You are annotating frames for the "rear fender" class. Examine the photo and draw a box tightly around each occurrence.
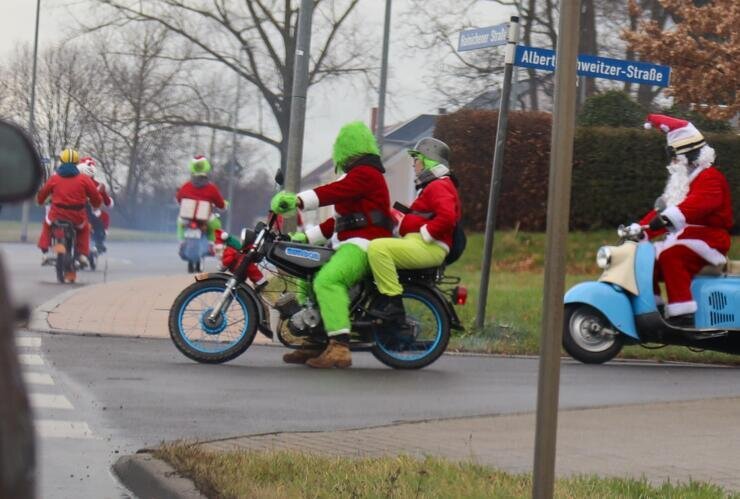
[408,282,463,331]
[193,272,267,330]
[565,281,639,339]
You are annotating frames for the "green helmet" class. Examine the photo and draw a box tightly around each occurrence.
[332,121,380,173]
[189,155,212,176]
[408,137,450,169]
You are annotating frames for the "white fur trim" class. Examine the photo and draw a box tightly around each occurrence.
[420,225,450,253]
[305,224,327,245]
[665,301,697,317]
[655,236,728,266]
[643,122,652,129]
[337,237,370,252]
[660,124,670,132]
[661,206,686,232]
[298,189,320,211]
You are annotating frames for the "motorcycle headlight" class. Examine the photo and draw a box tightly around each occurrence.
[596,246,612,269]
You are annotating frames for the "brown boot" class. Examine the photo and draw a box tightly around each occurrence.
[305,340,352,369]
[282,348,323,364]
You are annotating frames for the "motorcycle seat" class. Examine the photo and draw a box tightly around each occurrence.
[397,267,443,282]
[698,260,740,277]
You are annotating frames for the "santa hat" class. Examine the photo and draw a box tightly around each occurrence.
[644,114,706,155]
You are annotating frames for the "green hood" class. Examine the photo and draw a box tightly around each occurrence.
[332,121,380,173]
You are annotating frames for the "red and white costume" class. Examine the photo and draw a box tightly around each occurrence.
[400,176,461,253]
[176,181,226,209]
[640,114,734,317]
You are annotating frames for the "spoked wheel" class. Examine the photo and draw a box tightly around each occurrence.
[55,251,65,283]
[371,285,450,369]
[169,278,258,363]
[562,304,623,364]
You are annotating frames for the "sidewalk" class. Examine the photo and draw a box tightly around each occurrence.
[31,274,272,344]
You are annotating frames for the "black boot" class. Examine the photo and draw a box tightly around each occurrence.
[668,313,695,328]
[377,295,405,325]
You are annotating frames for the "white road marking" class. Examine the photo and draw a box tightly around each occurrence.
[30,394,73,410]
[23,372,54,386]
[19,354,44,366]
[35,420,94,439]
[16,337,42,348]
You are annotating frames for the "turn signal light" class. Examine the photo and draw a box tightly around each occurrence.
[453,286,467,305]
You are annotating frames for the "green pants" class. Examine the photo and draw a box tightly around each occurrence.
[367,233,447,296]
[313,243,369,336]
[177,217,221,242]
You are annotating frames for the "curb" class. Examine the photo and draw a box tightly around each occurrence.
[27,285,88,332]
[113,452,205,499]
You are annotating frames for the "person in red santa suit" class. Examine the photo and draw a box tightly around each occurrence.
[37,148,103,266]
[78,157,114,252]
[270,121,393,368]
[629,114,733,326]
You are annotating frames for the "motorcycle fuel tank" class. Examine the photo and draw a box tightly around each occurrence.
[268,241,334,276]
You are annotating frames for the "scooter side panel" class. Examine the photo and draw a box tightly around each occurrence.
[631,242,659,316]
[564,282,639,339]
[692,276,740,329]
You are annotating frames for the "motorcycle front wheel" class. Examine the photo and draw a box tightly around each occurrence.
[169,278,258,363]
[562,304,623,364]
[371,285,450,370]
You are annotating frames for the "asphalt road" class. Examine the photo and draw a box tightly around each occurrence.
[3,241,740,498]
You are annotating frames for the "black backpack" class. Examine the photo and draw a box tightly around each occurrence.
[444,222,466,265]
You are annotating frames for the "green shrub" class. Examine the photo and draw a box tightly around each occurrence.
[577,90,646,128]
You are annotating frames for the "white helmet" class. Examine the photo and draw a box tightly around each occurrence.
[78,156,97,177]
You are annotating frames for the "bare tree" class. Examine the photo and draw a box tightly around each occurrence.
[91,0,374,171]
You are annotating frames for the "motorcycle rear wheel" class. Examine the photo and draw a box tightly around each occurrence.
[55,252,65,283]
[562,304,623,364]
[169,278,258,363]
[371,285,450,370]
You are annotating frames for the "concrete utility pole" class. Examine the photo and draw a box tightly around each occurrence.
[20,0,42,243]
[474,16,520,331]
[532,1,581,497]
[375,0,392,150]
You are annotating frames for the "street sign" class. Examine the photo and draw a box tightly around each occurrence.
[514,45,671,87]
[457,22,509,52]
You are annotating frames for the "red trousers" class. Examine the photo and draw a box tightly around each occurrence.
[653,245,708,304]
[38,220,91,257]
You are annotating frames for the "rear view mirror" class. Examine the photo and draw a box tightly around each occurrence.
[274,168,284,187]
[0,120,43,202]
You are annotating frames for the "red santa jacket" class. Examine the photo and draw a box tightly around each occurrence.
[176,181,226,209]
[640,165,733,264]
[94,180,113,208]
[298,157,392,249]
[37,173,102,226]
[400,176,461,252]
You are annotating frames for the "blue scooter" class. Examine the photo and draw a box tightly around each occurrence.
[563,225,740,364]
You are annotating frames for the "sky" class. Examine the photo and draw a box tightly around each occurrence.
[1,0,512,172]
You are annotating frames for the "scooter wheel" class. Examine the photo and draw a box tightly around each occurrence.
[562,304,623,364]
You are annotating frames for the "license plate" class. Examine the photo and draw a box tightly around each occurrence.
[184,228,202,239]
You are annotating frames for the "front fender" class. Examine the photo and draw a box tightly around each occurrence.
[564,281,638,339]
[193,272,268,333]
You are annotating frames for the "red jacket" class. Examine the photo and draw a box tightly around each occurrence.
[94,180,113,208]
[176,181,226,209]
[37,173,102,226]
[400,177,461,252]
[640,166,733,264]
[298,161,392,248]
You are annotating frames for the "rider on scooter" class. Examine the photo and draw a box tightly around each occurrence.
[626,114,733,327]
[78,157,114,252]
[271,121,393,368]
[37,148,102,267]
[175,155,227,250]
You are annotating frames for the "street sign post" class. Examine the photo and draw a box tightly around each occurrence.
[457,22,509,52]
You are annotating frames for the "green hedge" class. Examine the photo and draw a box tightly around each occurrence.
[434,110,740,233]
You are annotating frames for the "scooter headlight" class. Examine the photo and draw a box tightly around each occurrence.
[596,246,612,269]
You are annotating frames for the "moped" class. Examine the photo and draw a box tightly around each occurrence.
[563,225,740,364]
[168,211,467,369]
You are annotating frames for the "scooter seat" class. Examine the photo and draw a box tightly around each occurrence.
[698,260,740,277]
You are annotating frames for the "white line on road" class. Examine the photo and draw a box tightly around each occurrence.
[23,372,54,386]
[16,337,42,348]
[30,394,73,410]
[35,420,94,439]
[19,354,44,366]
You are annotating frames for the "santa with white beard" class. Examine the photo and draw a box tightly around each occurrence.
[635,114,733,326]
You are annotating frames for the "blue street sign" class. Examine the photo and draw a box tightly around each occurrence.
[458,23,509,52]
[514,45,671,87]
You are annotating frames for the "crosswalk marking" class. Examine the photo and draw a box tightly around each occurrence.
[16,337,42,348]
[19,354,44,366]
[30,393,73,410]
[35,420,94,439]
[23,372,55,386]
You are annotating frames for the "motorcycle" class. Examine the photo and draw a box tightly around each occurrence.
[49,220,78,284]
[178,199,218,273]
[563,224,740,364]
[168,212,467,369]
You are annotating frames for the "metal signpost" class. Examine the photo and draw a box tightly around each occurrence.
[464,17,520,332]
[375,0,392,150]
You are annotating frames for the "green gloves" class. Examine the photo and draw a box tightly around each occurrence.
[271,191,298,215]
[290,232,308,243]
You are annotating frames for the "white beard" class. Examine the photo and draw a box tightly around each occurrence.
[661,155,690,206]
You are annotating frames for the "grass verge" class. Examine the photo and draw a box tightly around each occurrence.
[0,220,175,242]
[155,444,737,499]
